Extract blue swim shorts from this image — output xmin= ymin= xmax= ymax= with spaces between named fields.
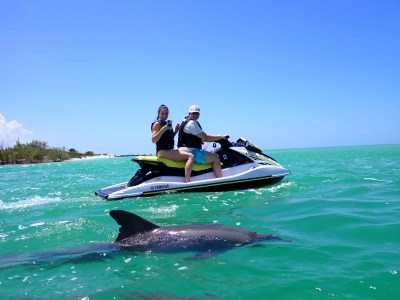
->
xmin=191 ymin=149 xmax=207 ymax=165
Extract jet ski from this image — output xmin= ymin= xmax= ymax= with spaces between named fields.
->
xmin=95 ymin=138 xmax=290 ymax=200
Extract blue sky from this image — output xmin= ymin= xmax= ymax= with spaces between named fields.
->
xmin=1 ymin=0 xmax=399 ymax=155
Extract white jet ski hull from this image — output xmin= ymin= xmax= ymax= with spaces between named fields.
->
xmin=96 ymin=163 xmax=289 ymax=200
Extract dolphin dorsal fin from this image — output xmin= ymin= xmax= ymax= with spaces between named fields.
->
xmin=109 ymin=210 xmax=160 ymax=241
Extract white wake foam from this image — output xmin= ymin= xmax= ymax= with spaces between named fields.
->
xmin=0 ymin=195 xmax=63 ymax=210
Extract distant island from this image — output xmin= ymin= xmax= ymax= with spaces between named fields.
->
xmin=0 ymin=139 xmax=116 ymax=165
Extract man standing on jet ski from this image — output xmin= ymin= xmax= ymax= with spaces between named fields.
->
xmin=178 ymin=105 xmax=229 ymax=182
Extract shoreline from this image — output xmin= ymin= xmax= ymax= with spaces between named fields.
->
xmin=68 ymin=154 xmax=117 ymax=161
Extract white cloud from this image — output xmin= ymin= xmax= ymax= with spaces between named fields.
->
xmin=0 ymin=114 xmax=34 ymax=147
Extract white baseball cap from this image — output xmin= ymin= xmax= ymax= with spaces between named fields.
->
xmin=188 ymin=105 xmax=200 ymax=113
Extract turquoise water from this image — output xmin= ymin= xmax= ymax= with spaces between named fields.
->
xmin=1 ymin=145 xmax=399 ymax=299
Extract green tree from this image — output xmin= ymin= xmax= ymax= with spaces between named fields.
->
xmin=68 ymin=148 xmax=81 ymax=158
xmin=84 ymin=151 xmax=94 ymax=156
xmin=48 ymin=148 xmax=69 ymax=161
xmin=0 ymin=140 xmax=97 ymax=164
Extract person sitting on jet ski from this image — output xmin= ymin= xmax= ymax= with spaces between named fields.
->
xmin=178 ymin=105 xmax=229 ymax=181
xmin=151 ymin=104 xmax=195 ymax=183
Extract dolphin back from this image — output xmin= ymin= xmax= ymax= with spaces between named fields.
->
xmin=109 ymin=210 xmax=160 ymax=241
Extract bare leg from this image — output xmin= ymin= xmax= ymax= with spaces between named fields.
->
xmin=206 ymin=152 xmax=222 ymax=178
xmin=184 ymin=154 xmax=194 ymax=182
xmin=157 ymin=150 xmax=194 ymax=182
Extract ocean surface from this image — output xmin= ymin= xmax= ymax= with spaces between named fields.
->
xmin=0 ymin=145 xmax=399 ymax=299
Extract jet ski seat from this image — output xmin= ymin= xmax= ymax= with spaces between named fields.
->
xmin=133 ymin=155 xmax=213 ymax=171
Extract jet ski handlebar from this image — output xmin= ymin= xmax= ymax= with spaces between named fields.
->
xmin=213 ymin=137 xmax=263 ymax=153
xmin=213 ymin=136 xmax=232 ymax=149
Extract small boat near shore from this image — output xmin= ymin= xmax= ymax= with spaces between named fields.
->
xmin=95 ymin=138 xmax=290 ymax=200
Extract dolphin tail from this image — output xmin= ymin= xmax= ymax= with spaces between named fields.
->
xmin=109 ymin=210 xmax=160 ymax=241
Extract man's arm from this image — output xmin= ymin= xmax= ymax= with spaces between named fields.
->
xmin=196 ymin=132 xmax=228 ymax=143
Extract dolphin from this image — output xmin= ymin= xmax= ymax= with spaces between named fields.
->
xmin=110 ymin=209 xmax=281 ymax=259
xmin=0 ymin=210 xmax=283 ymax=269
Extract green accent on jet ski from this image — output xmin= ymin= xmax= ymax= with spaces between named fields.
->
xmin=134 ymin=155 xmax=213 ymax=171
